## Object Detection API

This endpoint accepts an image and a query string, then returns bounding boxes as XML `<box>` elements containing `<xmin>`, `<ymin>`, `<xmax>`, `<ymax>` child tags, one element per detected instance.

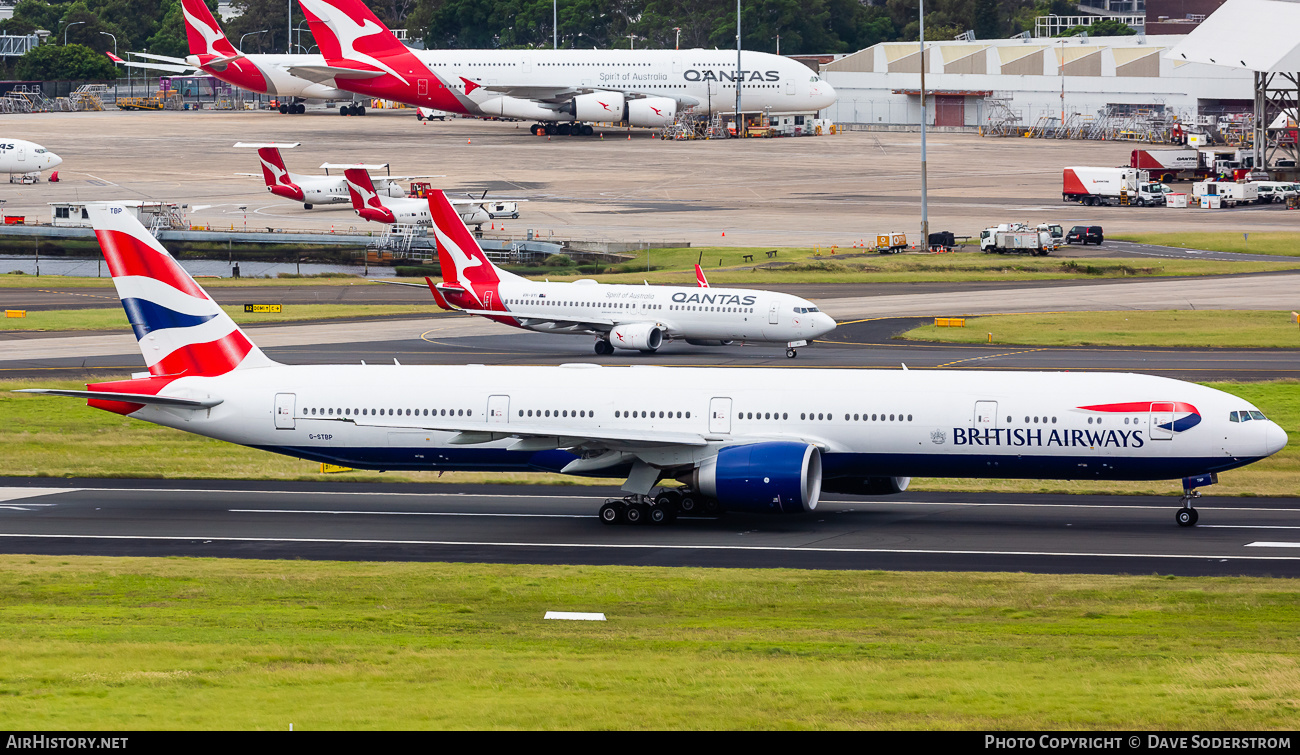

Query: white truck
<box><xmin>1062</xmin><ymin>166</ymin><xmax>1172</xmax><ymax>207</ymax></box>
<box><xmin>979</xmin><ymin>223</ymin><xmax>1054</xmax><ymax>256</ymax></box>
<box><xmin>1192</xmin><ymin>181</ymin><xmax>1260</xmax><ymax>207</ymax></box>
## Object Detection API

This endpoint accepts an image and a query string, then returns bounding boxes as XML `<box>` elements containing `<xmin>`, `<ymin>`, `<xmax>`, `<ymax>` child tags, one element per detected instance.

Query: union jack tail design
<box><xmin>89</xmin><ymin>204</ymin><xmax>274</xmax><ymax>380</ymax></box>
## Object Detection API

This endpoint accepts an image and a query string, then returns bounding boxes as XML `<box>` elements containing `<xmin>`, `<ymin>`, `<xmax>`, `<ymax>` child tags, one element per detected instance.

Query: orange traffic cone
<box><xmin>721</xmin><ymin>231</ymin><xmax>726</xmax><ymax>237</ymax></box>
<box><xmin>467</xmin><ymin>139</ymin><xmax>471</xmax><ymax>145</ymax></box>
<box><xmin>627</xmin><ymin>134</ymin><xmax>631</xmax><ymax>140</ymax></box>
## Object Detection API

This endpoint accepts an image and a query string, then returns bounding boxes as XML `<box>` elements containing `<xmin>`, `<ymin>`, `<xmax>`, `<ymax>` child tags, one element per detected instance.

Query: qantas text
<box><xmin>954</xmin><ymin>428</ymin><xmax>1146</xmax><ymax>448</ymax></box>
<box><xmin>671</xmin><ymin>292</ymin><xmax>758</xmax><ymax>305</ymax></box>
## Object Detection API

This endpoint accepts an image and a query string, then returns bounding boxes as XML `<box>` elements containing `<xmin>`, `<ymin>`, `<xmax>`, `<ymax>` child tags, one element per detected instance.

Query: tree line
<box><xmin>0</xmin><ymin>0</ymin><xmax>1083</xmax><ymax>81</ymax></box>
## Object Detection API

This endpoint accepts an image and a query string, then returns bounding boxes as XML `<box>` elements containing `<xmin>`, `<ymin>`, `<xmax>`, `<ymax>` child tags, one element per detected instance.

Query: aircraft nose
<box><xmin>1265</xmin><ymin>422</ymin><xmax>1288</xmax><ymax>456</ymax></box>
<box><xmin>814</xmin><ymin>81</ymin><xmax>836</xmax><ymax>109</ymax></box>
<box><xmin>815</xmin><ymin>313</ymin><xmax>837</xmax><ymax>335</ymax></box>
<box><xmin>48</xmin><ymin>153</ymin><xmax>62</xmax><ymax>168</ymax></box>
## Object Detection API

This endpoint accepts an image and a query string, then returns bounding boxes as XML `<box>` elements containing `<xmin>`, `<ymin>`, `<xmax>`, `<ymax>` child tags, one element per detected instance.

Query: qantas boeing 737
<box><xmin>295</xmin><ymin>0</ymin><xmax>836</xmax><ymax>133</ymax></box>
<box><xmin>19</xmin><ymin>203</ymin><xmax>1285</xmax><ymax>527</ymax></box>
<box><xmin>393</xmin><ymin>188</ymin><xmax>836</xmax><ymax>357</ymax></box>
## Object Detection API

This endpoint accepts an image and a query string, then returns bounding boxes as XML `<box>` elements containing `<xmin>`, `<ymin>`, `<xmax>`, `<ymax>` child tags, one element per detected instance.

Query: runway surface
<box><xmin>4</xmin><ymin>314</ymin><xmax>1297</xmax><ymax>381</ymax></box>
<box><xmin>1</xmin><ymin>479</ymin><xmax>1297</xmax><ymax>576</ymax></box>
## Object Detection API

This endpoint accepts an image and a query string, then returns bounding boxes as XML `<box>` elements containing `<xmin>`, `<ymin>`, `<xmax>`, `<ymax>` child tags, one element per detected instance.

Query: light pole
<box><xmin>919</xmin><ymin>0</ymin><xmax>928</xmax><ymax>252</ymax></box>
<box><xmin>775</xmin><ymin>35</ymin><xmax>780</xmax><ymax>55</ymax></box>
<box><xmin>100</xmin><ymin>32</ymin><xmax>116</xmax><ymax>100</ymax></box>
<box><xmin>288</xmin><ymin>0</ymin><xmax>293</xmax><ymax>54</ymax></box>
<box><xmin>294</xmin><ymin>21</ymin><xmax>312</xmax><ymax>53</ymax></box>
<box><xmin>673</xmin><ymin>27</ymin><xmax>681</xmax><ymax>50</ymax></box>
<box><xmin>64</xmin><ymin>21</ymin><xmax>85</xmax><ymax>46</ymax></box>
<box><xmin>627</xmin><ymin>34</ymin><xmax>639</xmax><ymax>50</ymax></box>
<box><xmin>553</xmin><ymin>0</ymin><xmax>557</xmax><ymax>49</ymax></box>
<box><xmin>240</xmin><ymin>29</ymin><xmax>268</xmax><ymax>52</ymax></box>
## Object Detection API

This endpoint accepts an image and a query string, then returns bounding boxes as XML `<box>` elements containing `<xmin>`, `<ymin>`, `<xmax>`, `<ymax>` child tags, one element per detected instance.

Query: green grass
<box><xmin>2</xmin><ymin>378</ymin><xmax>1295</xmax><ymax>497</ymax></box>
<box><xmin>1112</xmin><ymin>232</ymin><xmax>1300</xmax><ymax>258</ymax></box>
<box><xmin>0</xmin><ymin>304</ymin><xmax>442</xmax><ymax>331</ymax></box>
<box><xmin>902</xmin><ymin>310</ymin><xmax>1300</xmax><ymax>348</ymax></box>
<box><xmin>0</xmin><ymin>557</ymin><xmax>1297</xmax><ymax>729</ymax></box>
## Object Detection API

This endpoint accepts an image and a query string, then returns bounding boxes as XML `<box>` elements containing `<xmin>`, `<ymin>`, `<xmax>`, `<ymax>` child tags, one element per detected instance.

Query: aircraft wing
<box><xmin>455</xmin><ymin>306</ymin><xmax>617</xmax><ymax>328</ymax></box>
<box><xmin>15</xmin><ymin>389</ymin><xmax>222</xmax><ymax>408</ymax></box>
<box><xmin>475</xmin><ymin>85</ymin><xmax>587</xmax><ymax>103</ymax></box>
<box><xmin>287</xmin><ymin>65</ymin><xmax>385</xmax><ymax>83</ymax></box>
<box><xmin>128</xmin><ymin>52</ymin><xmax>191</xmax><ymax>65</ymax></box>
<box><xmin>338</xmin><ymin>413</ymin><xmax>710</xmax><ymax>448</ymax></box>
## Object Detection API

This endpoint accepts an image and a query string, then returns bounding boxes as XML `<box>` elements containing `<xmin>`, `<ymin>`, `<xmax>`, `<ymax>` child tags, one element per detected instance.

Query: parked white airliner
<box><xmin>343</xmin><ymin>169</ymin><xmax>521</xmax><ymax>231</ymax></box>
<box><xmin>0</xmin><ymin>139</ymin><xmax>62</xmax><ymax>178</ymax></box>
<box><xmin>19</xmin><ymin>203</ymin><xmax>1285</xmax><ymax>529</ymax></box>
<box><xmin>237</xmin><ymin>143</ymin><xmax>419</xmax><ymax>209</ymax></box>
<box><xmin>411</xmin><ymin>189</ymin><xmax>835</xmax><ymax>357</ymax></box>
<box><xmin>297</xmin><ymin>0</ymin><xmax>837</xmax><ymax>133</ymax></box>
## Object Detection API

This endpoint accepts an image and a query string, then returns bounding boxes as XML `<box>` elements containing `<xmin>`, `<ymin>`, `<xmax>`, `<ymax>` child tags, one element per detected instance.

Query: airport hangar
<box><xmin>816</xmin><ymin>33</ymin><xmax>1253</xmax><ymax>131</ymax></box>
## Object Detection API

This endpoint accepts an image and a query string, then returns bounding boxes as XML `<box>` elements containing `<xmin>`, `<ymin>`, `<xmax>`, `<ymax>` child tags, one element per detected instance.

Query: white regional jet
<box><xmin>412</xmin><ymin>189</ymin><xmax>836</xmax><ymax>357</ymax></box>
<box><xmin>342</xmin><ymin>169</ymin><xmax>519</xmax><ymax>232</ymax></box>
<box><xmin>236</xmin><ymin>143</ymin><xmax>429</xmax><ymax>209</ymax></box>
<box><xmin>297</xmin><ymin>0</ymin><xmax>837</xmax><ymax>133</ymax></box>
<box><xmin>19</xmin><ymin>203</ymin><xmax>1287</xmax><ymax>527</ymax></box>
<box><xmin>0</xmin><ymin>139</ymin><xmax>62</xmax><ymax>180</ymax></box>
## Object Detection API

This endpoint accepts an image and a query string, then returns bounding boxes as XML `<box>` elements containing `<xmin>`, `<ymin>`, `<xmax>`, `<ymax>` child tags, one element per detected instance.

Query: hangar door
<box><xmin>935</xmin><ymin>96</ymin><xmax>965</xmax><ymax>127</ymax></box>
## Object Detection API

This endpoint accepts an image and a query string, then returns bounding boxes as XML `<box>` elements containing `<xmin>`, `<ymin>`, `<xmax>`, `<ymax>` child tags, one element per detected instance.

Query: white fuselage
<box><xmin>122</xmin><ymin>365</ymin><xmax>1286</xmax><ymax>483</ymax></box>
<box><xmin>0</xmin><ymin>139</ymin><xmax>62</xmax><ymax>174</ymax></box>
<box><xmin>288</xmin><ymin>172</ymin><xmax>406</xmax><ymax>205</ymax></box>
<box><xmin>192</xmin><ymin>53</ymin><xmax>353</xmax><ymax>100</ymax></box>
<box><xmin>491</xmin><ymin>279</ymin><xmax>836</xmax><ymax>346</ymax></box>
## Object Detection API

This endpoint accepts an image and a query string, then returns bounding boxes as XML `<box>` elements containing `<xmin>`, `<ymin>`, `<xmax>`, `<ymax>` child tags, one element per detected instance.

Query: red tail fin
<box><xmin>298</xmin><ymin>0</ymin><xmax>409</xmax><ymax>70</ymax></box>
<box><xmin>428</xmin><ymin>190</ymin><xmax>502</xmax><ymax>309</ymax></box>
<box><xmin>344</xmin><ymin>168</ymin><xmax>394</xmax><ymax>223</ymax></box>
<box><xmin>181</xmin><ymin>0</ymin><xmax>238</xmax><ymax>57</ymax></box>
<box><xmin>695</xmin><ymin>264</ymin><xmax>710</xmax><ymax>288</ymax></box>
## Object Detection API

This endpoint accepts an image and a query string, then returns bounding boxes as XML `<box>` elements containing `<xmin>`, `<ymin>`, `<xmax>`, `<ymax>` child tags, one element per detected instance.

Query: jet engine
<box><xmin>822</xmin><ymin>476</ymin><xmax>911</xmax><ymax>496</ymax></box>
<box><xmin>626</xmin><ymin>97</ymin><xmax>677</xmax><ymax>128</ymax></box>
<box><xmin>568</xmin><ymin>92</ymin><xmax>626</xmax><ymax>123</ymax></box>
<box><xmin>478</xmin><ymin>95</ymin><xmax>562</xmax><ymax>122</ymax></box>
<box><xmin>690</xmin><ymin>442</ymin><xmax>822</xmax><ymax>514</ymax></box>
<box><xmin>608</xmin><ymin>322</ymin><xmax>664</xmax><ymax>352</ymax></box>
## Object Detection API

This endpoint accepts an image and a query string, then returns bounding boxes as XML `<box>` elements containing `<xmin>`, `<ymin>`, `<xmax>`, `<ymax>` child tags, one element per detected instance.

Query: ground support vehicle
<box><xmin>979</xmin><ymin>224</ymin><xmax>1054</xmax><ymax>256</ymax></box>
<box><xmin>1063</xmin><ymin>167</ymin><xmax>1170</xmax><ymax>207</ymax></box>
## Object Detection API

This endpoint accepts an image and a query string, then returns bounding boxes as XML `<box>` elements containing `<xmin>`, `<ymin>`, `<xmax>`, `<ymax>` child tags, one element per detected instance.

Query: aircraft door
<box><xmin>785</xmin><ymin>80</ymin><xmax>795</xmax><ymax>96</ymax></box>
<box><xmin>16</xmin><ymin>144</ymin><xmax>24</xmax><ymax>162</ymax></box>
<box><xmin>709</xmin><ymin>397</ymin><xmax>732</xmax><ymax>434</ymax></box>
<box><xmin>768</xmin><ymin>301</ymin><xmax>780</xmax><ymax>325</ymax></box>
<box><xmin>973</xmin><ymin>401</ymin><xmax>998</xmax><ymax>428</ymax></box>
<box><xmin>1150</xmin><ymin>402</ymin><xmax>1174</xmax><ymax>440</ymax></box>
<box><xmin>418</xmin><ymin>78</ymin><xmax>429</xmax><ymax>96</ymax></box>
<box><xmin>672</xmin><ymin>58</ymin><xmax>682</xmax><ymax>73</ymax></box>
<box><xmin>274</xmin><ymin>393</ymin><xmax>296</xmax><ymax>430</ymax></box>
<box><xmin>487</xmin><ymin>395</ymin><xmax>510</xmax><ymax>424</ymax></box>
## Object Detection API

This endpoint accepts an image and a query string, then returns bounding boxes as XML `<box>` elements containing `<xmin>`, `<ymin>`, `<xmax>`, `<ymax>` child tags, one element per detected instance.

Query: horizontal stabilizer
<box><xmin>286</xmin><ymin>65</ymin><xmax>385</xmax><ymax>83</ymax></box>
<box><xmin>120</xmin><ymin>61</ymin><xmax>196</xmax><ymax>74</ymax></box>
<box><xmin>15</xmin><ymin>389</ymin><xmax>222</xmax><ymax>408</ymax></box>
<box><xmin>129</xmin><ymin>51</ymin><xmax>191</xmax><ymax>65</ymax></box>
<box><xmin>235</xmin><ymin>142</ymin><xmax>301</xmax><ymax>149</ymax></box>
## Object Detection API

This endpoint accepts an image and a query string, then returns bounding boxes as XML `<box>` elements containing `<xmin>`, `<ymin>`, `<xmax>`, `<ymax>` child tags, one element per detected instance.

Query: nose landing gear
<box><xmin>1176</xmin><ymin>473</ymin><xmax>1217</xmax><ymax>527</ymax></box>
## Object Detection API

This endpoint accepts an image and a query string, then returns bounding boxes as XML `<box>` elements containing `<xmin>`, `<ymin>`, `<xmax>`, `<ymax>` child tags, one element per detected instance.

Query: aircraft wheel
<box><xmin>279</xmin><ymin>104</ymin><xmax>288</xmax><ymax>114</ymax></box>
<box><xmin>1176</xmin><ymin>508</ymin><xmax>1198</xmax><ymax>527</ymax></box>
<box><xmin>339</xmin><ymin>107</ymin><xmax>350</xmax><ymax>116</ymax></box>
<box><xmin>557</xmin><ymin>123</ymin><xmax>571</xmax><ymax>135</ymax></box>
<box><xmin>654</xmin><ymin>489</ymin><xmax>681</xmax><ymax>509</ymax></box>
<box><xmin>304</xmin><ymin>203</ymin><xmax>313</xmax><ymax>210</ymax></box>
<box><xmin>544</xmin><ymin>123</ymin><xmax>557</xmax><ymax>135</ymax></box>
<box><xmin>581</xmin><ymin>124</ymin><xmax>594</xmax><ymax>136</ymax></box>
<box><xmin>599</xmin><ymin>502</ymin><xmax>623</xmax><ymax>525</ymax></box>
<box><xmin>677</xmin><ymin>492</ymin><xmax>699</xmax><ymax>514</ymax></box>
<box><xmin>786</xmin><ymin>348</ymin><xmax>797</xmax><ymax>358</ymax></box>
<box><xmin>356</xmin><ymin>106</ymin><xmax>366</xmax><ymax>116</ymax></box>
<box><xmin>648</xmin><ymin>505</ymin><xmax>674</xmax><ymax>525</ymax></box>
<box><xmin>297</xmin><ymin>103</ymin><xmax>307</xmax><ymax>114</ymax></box>
<box><xmin>529</xmin><ymin>124</ymin><xmax>541</xmax><ymax>135</ymax></box>
<box><xmin>568</xmin><ymin>123</ymin><xmax>582</xmax><ymax>136</ymax></box>
<box><xmin>624</xmin><ymin>503</ymin><xmax>646</xmax><ymax>525</ymax></box>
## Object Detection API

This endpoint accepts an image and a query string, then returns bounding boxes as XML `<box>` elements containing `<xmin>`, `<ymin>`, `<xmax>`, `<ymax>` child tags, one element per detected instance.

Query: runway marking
<box><xmin>230</xmin><ymin>508</ymin><xmax>589</xmax><ymax>518</ymax></box>
<box><xmin>0</xmin><ymin>488</ymin><xmax>76</xmax><ymax>503</ymax></box>
<box><xmin>1200</xmin><ymin>524</ymin><xmax>1300</xmax><ymax>530</ymax></box>
<box><xmin>1245</xmin><ymin>542</ymin><xmax>1300</xmax><ymax>548</ymax></box>
<box><xmin>1</xmin><ymin>532</ymin><xmax>1299</xmax><ymax>561</ymax></box>
<box><xmin>935</xmin><ymin>348</ymin><xmax>1049</xmax><ymax>368</ymax></box>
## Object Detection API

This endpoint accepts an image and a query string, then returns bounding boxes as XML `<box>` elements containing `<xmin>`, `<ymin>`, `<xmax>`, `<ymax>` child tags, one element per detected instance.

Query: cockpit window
<box><xmin>806</xmin><ymin>307</ymin><xmax>819</xmax><ymax>313</ymax></box>
<box><xmin>34</xmin><ymin>148</ymin><xmax>46</xmax><ymax>153</ymax></box>
<box><xmin>1250</xmin><ymin>410</ymin><xmax>1267</xmax><ymax>420</ymax></box>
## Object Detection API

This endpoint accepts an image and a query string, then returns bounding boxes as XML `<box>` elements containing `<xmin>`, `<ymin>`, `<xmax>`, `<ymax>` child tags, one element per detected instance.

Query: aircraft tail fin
<box><xmin>343</xmin><ymin>168</ymin><xmax>395</xmax><ymax>222</ymax></box>
<box><xmin>181</xmin><ymin>0</ymin><xmax>239</xmax><ymax>57</ymax></box>
<box><xmin>427</xmin><ymin>190</ymin><xmax>517</xmax><ymax>309</ymax></box>
<box><xmin>297</xmin><ymin>0</ymin><xmax>410</xmax><ymax>69</ymax></box>
<box><xmin>88</xmin><ymin>204</ymin><xmax>275</xmax><ymax>381</ymax></box>
<box><xmin>695</xmin><ymin>264</ymin><xmax>710</xmax><ymax>288</ymax></box>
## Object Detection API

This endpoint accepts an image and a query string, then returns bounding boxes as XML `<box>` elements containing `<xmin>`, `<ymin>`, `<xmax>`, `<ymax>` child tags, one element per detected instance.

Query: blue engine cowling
<box><xmin>694</xmin><ymin>442</ymin><xmax>822</xmax><ymax>514</ymax></box>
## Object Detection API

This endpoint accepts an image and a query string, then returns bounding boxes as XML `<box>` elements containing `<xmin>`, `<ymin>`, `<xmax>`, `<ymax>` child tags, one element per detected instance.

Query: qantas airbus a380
<box><xmin>294</xmin><ymin>0</ymin><xmax>836</xmax><ymax>133</ymax></box>
<box><xmin>19</xmin><ymin>204</ymin><xmax>1287</xmax><ymax>528</ymax></box>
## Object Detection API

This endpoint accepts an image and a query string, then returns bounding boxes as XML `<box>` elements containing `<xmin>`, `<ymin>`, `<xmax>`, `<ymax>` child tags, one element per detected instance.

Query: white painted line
<box><xmin>1</xmin><ymin>532</ymin><xmax>1298</xmax><ymax>561</ymax></box>
<box><xmin>1201</xmin><ymin>525</ymin><xmax>1300</xmax><ymax>530</ymax></box>
<box><xmin>1245</xmin><ymin>542</ymin><xmax>1300</xmax><ymax>548</ymax></box>
<box><xmin>0</xmin><ymin>489</ymin><xmax>77</xmax><ymax>503</ymax></box>
<box><xmin>229</xmin><ymin>509</ymin><xmax>588</xmax><ymax>519</ymax></box>
<box><xmin>544</xmin><ymin>611</ymin><xmax>606</xmax><ymax>621</ymax></box>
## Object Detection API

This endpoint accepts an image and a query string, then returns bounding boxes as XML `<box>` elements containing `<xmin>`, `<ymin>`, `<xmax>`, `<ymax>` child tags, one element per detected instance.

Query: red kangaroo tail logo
<box><xmin>695</xmin><ymin>264</ymin><xmax>710</xmax><ymax>288</ymax></box>
<box><xmin>181</xmin><ymin>0</ymin><xmax>238</xmax><ymax>57</ymax></box>
<box><xmin>257</xmin><ymin>147</ymin><xmax>303</xmax><ymax>201</ymax></box>
<box><xmin>343</xmin><ymin>168</ymin><xmax>394</xmax><ymax>223</ymax></box>
<box><xmin>297</xmin><ymin>0</ymin><xmax>411</xmax><ymax>83</ymax></box>
<box><xmin>427</xmin><ymin>190</ymin><xmax>501</xmax><ymax>309</ymax></box>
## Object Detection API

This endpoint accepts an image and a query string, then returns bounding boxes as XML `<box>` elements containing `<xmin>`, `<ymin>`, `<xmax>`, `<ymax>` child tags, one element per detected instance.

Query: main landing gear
<box><xmin>530</xmin><ymin>122</ymin><xmax>595</xmax><ymax>137</ymax></box>
<box><xmin>278</xmin><ymin>101</ymin><xmax>306</xmax><ymax>114</ymax></box>
<box><xmin>339</xmin><ymin>104</ymin><xmax>367</xmax><ymax>116</ymax></box>
<box><xmin>1176</xmin><ymin>473</ymin><xmax>1218</xmax><ymax>527</ymax></box>
<box><xmin>598</xmin><ymin>488</ymin><xmax>720</xmax><ymax>525</ymax></box>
